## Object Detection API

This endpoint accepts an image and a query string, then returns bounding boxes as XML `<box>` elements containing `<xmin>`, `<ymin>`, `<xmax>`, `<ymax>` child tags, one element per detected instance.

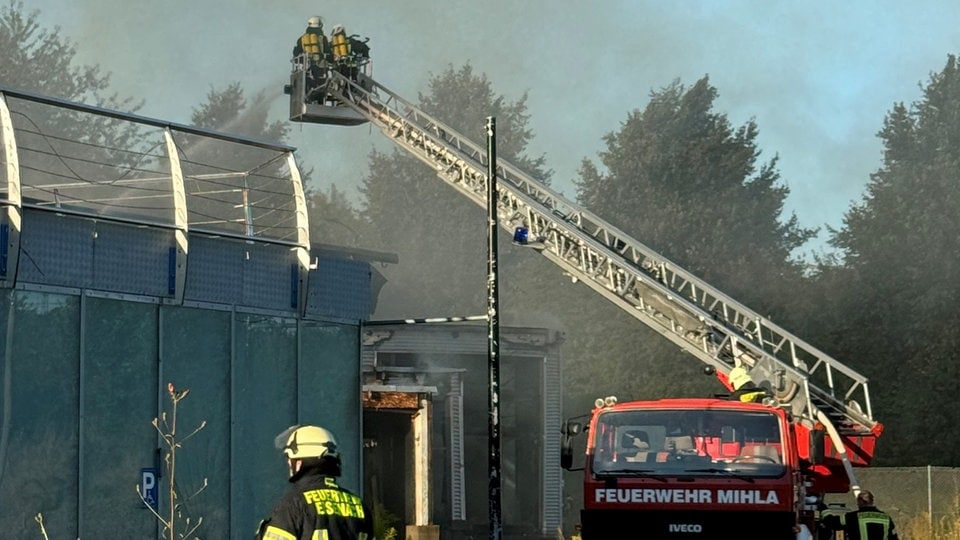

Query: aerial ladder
<box><xmin>287</xmin><ymin>64</ymin><xmax>882</xmax><ymax>489</ymax></box>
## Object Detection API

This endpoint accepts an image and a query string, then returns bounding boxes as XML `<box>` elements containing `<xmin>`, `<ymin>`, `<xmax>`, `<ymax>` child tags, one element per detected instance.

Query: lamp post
<box><xmin>485</xmin><ymin>116</ymin><xmax>502</xmax><ymax>540</ymax></box>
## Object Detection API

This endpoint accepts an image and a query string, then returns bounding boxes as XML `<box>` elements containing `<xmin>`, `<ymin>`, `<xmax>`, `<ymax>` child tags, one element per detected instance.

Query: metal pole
<box><xmin>485</xmin><ymin>116</ymin><xmax>502</xmax><ymax>540</ymax></box>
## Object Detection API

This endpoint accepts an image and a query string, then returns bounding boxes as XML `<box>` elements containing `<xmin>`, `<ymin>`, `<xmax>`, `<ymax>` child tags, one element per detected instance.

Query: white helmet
<box><xmin>332</xmin><ymin>24</ymin><xmax>345</xmax><ymax>35</ymax></box>
<box><xmin>307</xmin><ymin>16</ymin><xmax>322</xmax><ymax>29</ymax></box>
<box><xmin>276</xmin><ymin>425</ymin><xmax>339</xmax><ymax>460</ymax></box>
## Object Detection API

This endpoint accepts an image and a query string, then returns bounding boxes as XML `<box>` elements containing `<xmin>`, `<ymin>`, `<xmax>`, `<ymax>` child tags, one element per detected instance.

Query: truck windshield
<box><xmin>591</xmin><ymin>409</ymin><xmax>785</xmax><ymax>478</ymax></box>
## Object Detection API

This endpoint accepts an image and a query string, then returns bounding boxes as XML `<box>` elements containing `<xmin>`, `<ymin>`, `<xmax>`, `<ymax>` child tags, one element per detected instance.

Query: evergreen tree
<box><xmin>359</xmin><ymin>63</ymin><xmax>548</xmax><ymax>318</ymax></box>
<box><xmin>190</xmin><ymin>83</ymin><xmax>286</xmax><ymax>142</ymax></box>
<box><xmin>0</xmin><ymin>1</ymin><xmax>146</xmax><ymax>222</ymax></box>
<box><xmin>828</xmin><ymin>55</ymin><xmax>960</xmax><ymax>465</ymax></box>
<box><xmin>562</xmin><ymin>77</ymin><xmax>816</xmax><ymax>402</ymax></box>
<box><xmin>0</xmin><ymin>0</ymin><xmax>138</xmax><ymax>110</ymax></box>
<box><xmin>306</xmin><ymin>182</ymin><xmax>368</xmax><ymax>247</ymax></box>
<box><xmin>576</xmin><ymin>77</ymin><xmax>814</xmax><ymax>317</ymax></box>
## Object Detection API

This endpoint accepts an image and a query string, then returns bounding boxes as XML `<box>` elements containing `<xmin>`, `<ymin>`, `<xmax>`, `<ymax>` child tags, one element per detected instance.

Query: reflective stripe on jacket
<box><xmin>260</xmin><ymin>472</ymin><xmax>374</xmax><ymax>540</ymax></box>
<box><xmin>832</xmin><ymin>507</ymin><xmax>899</xmax><ymax>540</ymax></box>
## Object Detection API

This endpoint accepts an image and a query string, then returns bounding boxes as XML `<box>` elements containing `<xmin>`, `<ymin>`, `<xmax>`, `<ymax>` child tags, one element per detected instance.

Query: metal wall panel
<box><xmin>0</xmin><ymin>289</ymin><xmax>365</xmax><ymax>538</ymax></box>
<box><xmin>240</xmin><ymin>242</ymin><xmax>298</xmax><ymax>311</ymax></box>
<box><xmin>183</xmin><ymin>235</ymin><xmax>242</xmax><ymax>306</ymax></box>
<box><xmin>19</xmin><ymin>211</ymin><xmax>94</xmax><ymax>288</ymax></box>
<box><xmin>306</xmin><ymin>256</ymin><xmax>371</xmax><ymax>321</ymax></box>
<box><xmin>93</xmin><ymin>221</ymin><xmax>174</xmax><ymax>297</ymax></box>
<box><xmin>18</xmin><ymin>213</ymin><xmax>375</xmax><ymax>320</ymax></box>
<box><xmin>18</xmin><ymin>211</ymin><xmax>179</xmax><ymax>298</ymax></box>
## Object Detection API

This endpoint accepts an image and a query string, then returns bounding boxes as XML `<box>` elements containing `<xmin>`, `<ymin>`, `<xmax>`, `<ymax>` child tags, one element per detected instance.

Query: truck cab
<box><xmin>564</xmin><ymin>397</ymin><xmax>816</xmax><ymax>539</ymax></box>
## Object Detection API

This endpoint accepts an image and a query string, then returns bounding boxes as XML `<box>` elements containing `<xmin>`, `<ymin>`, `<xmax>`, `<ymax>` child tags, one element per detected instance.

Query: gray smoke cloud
<box><xmin>28</xmin><ymin>0</ymin><xmax>960</xmax><ymax>253</ymax></box>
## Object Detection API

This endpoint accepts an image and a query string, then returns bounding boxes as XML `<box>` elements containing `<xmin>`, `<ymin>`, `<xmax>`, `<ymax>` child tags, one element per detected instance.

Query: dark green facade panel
<box><xmin>0</xmin><ymin>289</ymin><xmax>364</xmax><ymax>539</ymax></box>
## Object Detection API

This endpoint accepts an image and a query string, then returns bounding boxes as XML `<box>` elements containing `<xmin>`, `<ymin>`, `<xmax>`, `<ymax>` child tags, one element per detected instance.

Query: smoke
<box><xmin>26</xmin><ymin>0</ymin><xmax>960</xmax><ymax>248</ymax></box>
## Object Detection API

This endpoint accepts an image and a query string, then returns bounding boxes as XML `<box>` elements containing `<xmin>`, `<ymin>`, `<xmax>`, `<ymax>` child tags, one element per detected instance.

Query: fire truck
<box><xmin>561</xmin><ymin>388</ymin><xmax>879</xmax><ymax>539</ymax></box>
<box><xmin>287</xmin><ymin>54</ymin><xmax>883</xmax><ymax>540</ymax></box>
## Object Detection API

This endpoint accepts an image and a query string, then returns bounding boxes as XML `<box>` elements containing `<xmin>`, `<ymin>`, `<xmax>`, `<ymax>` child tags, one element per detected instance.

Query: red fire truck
<box><xmin>561</xmin><ymin>386</ymin><xmax>882</xmax><ymax>539</ymax></box>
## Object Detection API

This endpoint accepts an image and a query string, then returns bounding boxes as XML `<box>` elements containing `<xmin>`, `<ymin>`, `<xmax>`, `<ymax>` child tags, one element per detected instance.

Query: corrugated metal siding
<box><xmin>542</xmin><ymin>347</ymin><xmax>563</xmax><ymax>534</ymax></box>
<box><xmin>448</xmin><ymin>372</ymin><xmax>466</xmax><ymax>521</ymax></box>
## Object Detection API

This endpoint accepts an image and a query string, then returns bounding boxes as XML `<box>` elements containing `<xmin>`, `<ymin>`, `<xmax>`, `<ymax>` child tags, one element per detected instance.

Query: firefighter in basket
<box><xmin>293</xmin><ymin>16</ymin><xmax>331</xmax><ymax>103</ymax></box>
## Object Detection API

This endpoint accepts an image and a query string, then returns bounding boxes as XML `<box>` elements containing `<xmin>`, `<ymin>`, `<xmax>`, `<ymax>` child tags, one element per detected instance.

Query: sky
<box><xmin>24</xmin><ymin>0</ymin><xmax>960</xmax><ymax>255</ymax></box>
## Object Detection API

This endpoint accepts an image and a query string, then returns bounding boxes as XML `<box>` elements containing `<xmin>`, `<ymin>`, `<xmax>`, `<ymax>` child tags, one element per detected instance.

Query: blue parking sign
<box><xmin>141</xmin><ymin>468</ymin><xmax>158</xmax><ymax>511</ymax></box>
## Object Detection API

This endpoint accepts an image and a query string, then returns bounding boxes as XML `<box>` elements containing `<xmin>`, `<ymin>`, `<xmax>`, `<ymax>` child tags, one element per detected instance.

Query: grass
<box><xmin>901</xmin><ymin>499</ymin><xmax>960</xmax><ymax>540</ymax></box>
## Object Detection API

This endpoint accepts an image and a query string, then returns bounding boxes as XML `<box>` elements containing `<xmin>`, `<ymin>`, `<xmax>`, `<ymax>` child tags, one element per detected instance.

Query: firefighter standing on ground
<box><xmin>258</xmin><ymin>425</ymin><xmax>375</xmax><ymax>540</ymax></box>
<box><xmin>821</xmin><ymin>490</ymin><xmax>899</xmax><ymax>540</ymax></box>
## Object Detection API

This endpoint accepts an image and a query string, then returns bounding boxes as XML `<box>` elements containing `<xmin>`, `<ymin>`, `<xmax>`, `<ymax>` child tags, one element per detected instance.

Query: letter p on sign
<box><xmin>141</xmin><ymin>468</ymin><xmax>158</xmax><ymax>511</ymax></box>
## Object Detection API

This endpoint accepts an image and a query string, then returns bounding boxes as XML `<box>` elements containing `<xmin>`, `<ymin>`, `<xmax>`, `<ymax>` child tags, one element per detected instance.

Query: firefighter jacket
<box><xmin>259</xmin><ymin>469</ymin><xmax>374</xmax><ymax>540</ymax></box>
<box><xmin>293</xmin><ymin>28</ymin><xmax>330</xmax><ymax>65</ymax></box>
<box><xmin>821</xmin><ymin>505</ymin><xmax>899</xmax><ymax>540</ymax></box>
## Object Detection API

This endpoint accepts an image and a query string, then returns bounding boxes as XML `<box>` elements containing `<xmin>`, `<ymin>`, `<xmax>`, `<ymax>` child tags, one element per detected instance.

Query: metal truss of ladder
<box><xmin>326</xmin><ymin>71</ymin><xmax>876</xmax><ymax>435</ymax></box>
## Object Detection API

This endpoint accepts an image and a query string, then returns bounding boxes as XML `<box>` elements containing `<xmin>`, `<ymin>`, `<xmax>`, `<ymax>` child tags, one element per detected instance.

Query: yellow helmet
<box><xmin>729</xmin><ymin>367</ymin><xmax>752</xmax><ymax>390</ymax></box>
<box><xmin>277</xmin><ymin>425</ymin><xmax>339</xmax><ymax>460</ymax></box>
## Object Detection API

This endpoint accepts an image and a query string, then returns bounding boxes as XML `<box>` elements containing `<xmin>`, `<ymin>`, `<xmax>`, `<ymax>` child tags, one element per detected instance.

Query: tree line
<box><xmin>4</xmin><ymin>1</ymin><xmax>958</xmax><ymax>466</ymax></box>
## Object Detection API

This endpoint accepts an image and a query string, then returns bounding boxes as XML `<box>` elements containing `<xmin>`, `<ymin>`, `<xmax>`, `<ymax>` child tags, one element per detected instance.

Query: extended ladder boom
<box><xmin>323</xmin><ymin>71</ymin><xmax>877</xmax><ymax>437</ymax></box>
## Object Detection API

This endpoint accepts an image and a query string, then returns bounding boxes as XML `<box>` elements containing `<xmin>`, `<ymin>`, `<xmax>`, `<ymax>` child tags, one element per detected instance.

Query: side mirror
<box><xmin>561</xmin><ymin>445</ymin><xmax>573</xmax><ymax>470</ymax></box>
<box><xmin>563</xmin><ymin>421</ymin><xmax>582</xmax><ymax>437</ymax></box>
<box><xmin>808</xmin><ymin>429</ymin><xmax>825</xmax><ymax>465</ymax></box>
<box><xmin>561</xmin><ymin>421</ymin><xmax>584</xmax><ymax>470</ymax></box>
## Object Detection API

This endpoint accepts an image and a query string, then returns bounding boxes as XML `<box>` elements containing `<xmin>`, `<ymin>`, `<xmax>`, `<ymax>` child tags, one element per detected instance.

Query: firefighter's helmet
<box><xmin>729</xmin><ymin>367</ymin><xmax>752</xmax><ymax>390</ymax></box>
<box><xmin>276</xmin><ymin>425</ymin><xmax>339</xmax><ymax>461</ymax></box>
<box><xmin>307</xmin><ymin>16</ymin><xmax>323</xmax><ymax>29</ymax></box>
<box><xmin>332</xmin><ymin>24</ymin><xmax>345</xmax><ymax>36</ymax></box>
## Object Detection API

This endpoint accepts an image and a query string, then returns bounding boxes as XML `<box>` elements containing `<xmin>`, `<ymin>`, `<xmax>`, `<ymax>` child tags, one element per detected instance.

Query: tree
<box><xmin>359</xmin><ymin>63</ymin><xmax>548</xmax><ymax>318</ymax></box>
<box><xmin>0</xmin><ymin>0</ymin><xmax>139</xmax><ymax>110</ymax></box>
<box><xmin>190</xmin><ymin>83</ymin><xmax>286</xmax><ymax>142</ymax></box>
<box><xmin>305</xmin><ymin>182</ymin><xmax>369</xmax><ymax>247</ymax></box>
<box><xmin>1</xmin><ymin>0</ymin><xmax>149</xmax><ymax>216</ymax></box>
<box><xmin>826</xmin><ymin>55</ymin><xmax>960</xmax><ymax>465</ymax></box>
<box><xmin>138</xmin><ymin>383</ymin><xmax>208</xmax><ymax>540</ymax></box>
<box><xmin>563</xmin><ymin>77</ymin><xmax>816</xmax><ymax>400</ymax></box>
<box><xmin>576</xmin><ymin>77</ymin><xmax>814</xmax><ymax>317</ymax></box>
